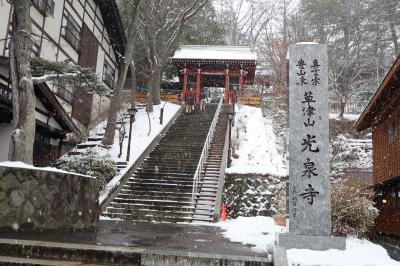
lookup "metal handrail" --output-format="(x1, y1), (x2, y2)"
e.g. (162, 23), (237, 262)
(191, 97), (223, 206)
(213, 122), (230, 221)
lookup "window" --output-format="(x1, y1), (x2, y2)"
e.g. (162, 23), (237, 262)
(61, 10), (81, 51)
(46, 0), (55, 17)
(32, 0), (55, 16)
(4, 29), (12, 57)
(4, 28), (40, 57)
(32, 0), (46, 14)
(103, 61), (115, 88)
(56, 85), (73, 104)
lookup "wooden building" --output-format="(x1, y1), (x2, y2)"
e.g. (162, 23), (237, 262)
(172, 45), (257, 104)
(355, 55), (400, 236)
(0, 0), (126, 165)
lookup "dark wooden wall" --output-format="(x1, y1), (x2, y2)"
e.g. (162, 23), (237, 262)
(372, 107), (400, 184)
(71, 24), (99, 126)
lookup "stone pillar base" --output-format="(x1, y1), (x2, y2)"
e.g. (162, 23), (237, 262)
(276, 233), (346, 251)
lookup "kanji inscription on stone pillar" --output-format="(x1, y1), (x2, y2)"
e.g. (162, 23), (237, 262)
(288, 43), (330, 236)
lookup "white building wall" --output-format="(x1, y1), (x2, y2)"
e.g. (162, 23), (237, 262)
(59, 38), (79, 62)
(72, 0), (85, 18)
(40, 38), (58, 61)
(43, 0), (64, 42)
(0, 124), (12, 162)
(30, 6), (45, 30)
(64, 3), (82, 28)
(1, 0), (122, 130)
(95, 49), (105, 76)
(35, 100), (63, 131)
(54, 94), (73, 116)
(0, 2), (11, 55)
(93, 25), (103, 44)
(84, 11), (95, 31)
(91, 95), (110, 121)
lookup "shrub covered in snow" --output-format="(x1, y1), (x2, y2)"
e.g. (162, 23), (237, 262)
(54, 149), (117, 190)
(331, 178), (378, 237)
(223, 174), (287, 218)
(330, 133), (372, 178)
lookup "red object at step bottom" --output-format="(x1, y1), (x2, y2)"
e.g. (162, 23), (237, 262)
(220, 203), (227, 222)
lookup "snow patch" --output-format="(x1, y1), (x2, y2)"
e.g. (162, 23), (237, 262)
(226, 105), (287, 176)
(329, 113), (360, 121)
(287, 237), (400, 266)
(0, 161), (94, 178)
(216, 216), (285, 253)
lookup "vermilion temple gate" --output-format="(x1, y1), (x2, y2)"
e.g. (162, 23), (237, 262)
(172, 46), (257, 104)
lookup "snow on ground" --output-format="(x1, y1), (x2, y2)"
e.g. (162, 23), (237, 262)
(287, 238), (400, 266)
(97, 102), (180, 203)
(226, 104), (287, 176)
(214, 216), (399, 266)
(329, 113), (360, 121)
(0, 161), (93, 178)
(216, 216), (285, 253)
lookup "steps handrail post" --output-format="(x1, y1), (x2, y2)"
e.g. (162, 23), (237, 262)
(212, 122), (231, 222)
(191, 98), (223, 207)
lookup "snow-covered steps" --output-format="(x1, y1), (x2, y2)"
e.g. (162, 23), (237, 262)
(114, 161), (128, 172)
(87, 136), (103, 142)
(101, 105), (219, 223)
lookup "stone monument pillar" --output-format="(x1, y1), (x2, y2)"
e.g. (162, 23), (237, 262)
(276, 43), (345, 251)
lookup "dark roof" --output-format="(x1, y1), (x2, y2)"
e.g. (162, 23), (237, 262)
(354, 55), (400, 131)
(374, 175), (400, 191)
(35, 83), (80, 134)
(0, 56), (80, 134)
(94, 0), (126, 56)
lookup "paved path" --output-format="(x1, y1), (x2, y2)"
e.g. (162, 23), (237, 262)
(372, 235), (400, 262)
(0, 220), (269, 262)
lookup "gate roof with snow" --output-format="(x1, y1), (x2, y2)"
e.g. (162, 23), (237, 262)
(172, 45), (257, 104)
(172, 45), (257, 61)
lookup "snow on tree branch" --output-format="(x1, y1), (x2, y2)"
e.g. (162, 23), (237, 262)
(30, 58), (111, 96)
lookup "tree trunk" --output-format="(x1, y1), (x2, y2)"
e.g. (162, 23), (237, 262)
(8, 1), (36, 164)
(338, 100), (345, 120)
(102, 0), (140, 146)
(101, 60), (127, 146)
(146, 75), (154, 113)
(390, 22), (399, 57)
(152, 67), (161, 105)
(130, 61), (137, 123)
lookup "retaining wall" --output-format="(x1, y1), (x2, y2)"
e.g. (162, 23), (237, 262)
(0, 166), (100, 231)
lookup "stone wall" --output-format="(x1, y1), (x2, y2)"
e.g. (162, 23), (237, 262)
(223, 173), (287, 219)
(0, 166), (100, 231)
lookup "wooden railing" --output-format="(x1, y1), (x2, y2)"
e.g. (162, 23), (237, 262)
(131, 92), (180, 103)
(191, 97), (223, 206)
(237, 95), (262, 106)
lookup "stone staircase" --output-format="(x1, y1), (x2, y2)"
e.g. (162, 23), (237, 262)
(102, 104), (218, 223)
(192, 105), (230, 223)
(66, 104), (148, 173)
(0, 236), (271, 265)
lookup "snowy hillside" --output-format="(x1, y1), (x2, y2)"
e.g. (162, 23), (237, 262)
(226, 104), (287, 177)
